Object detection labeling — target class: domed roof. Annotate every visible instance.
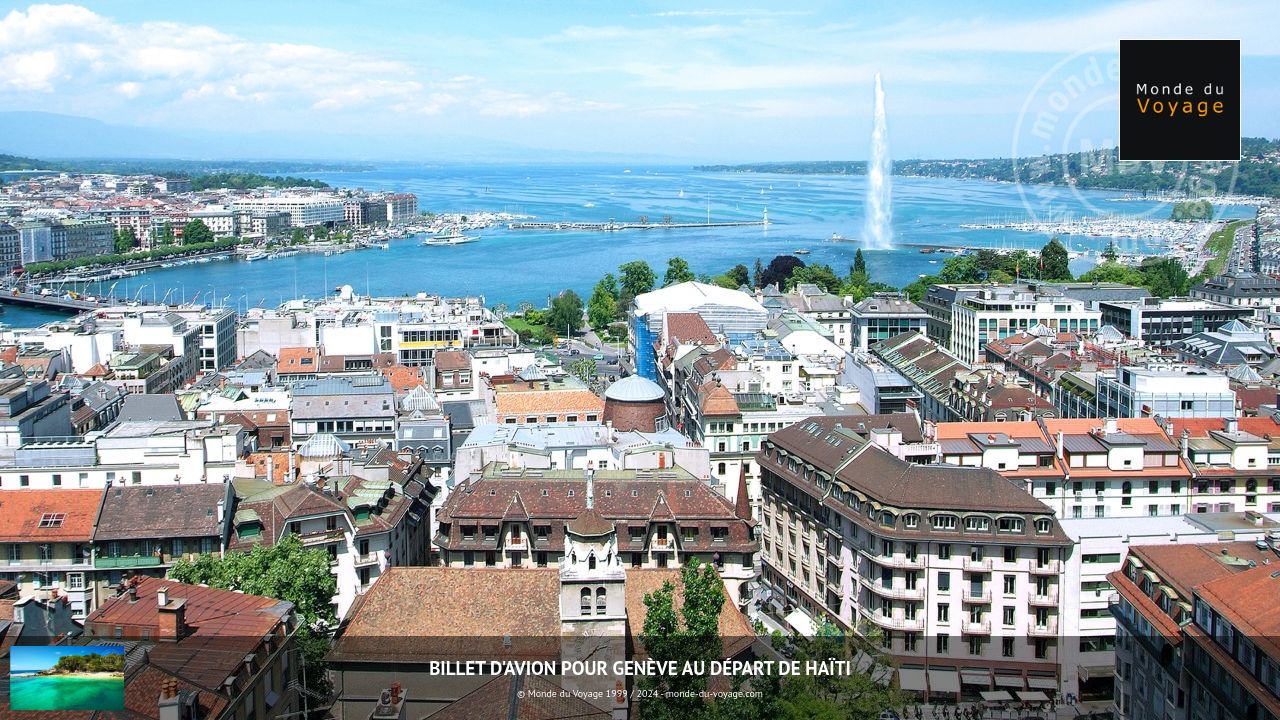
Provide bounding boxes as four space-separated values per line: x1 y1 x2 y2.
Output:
298 433 351 459
604 375 664 403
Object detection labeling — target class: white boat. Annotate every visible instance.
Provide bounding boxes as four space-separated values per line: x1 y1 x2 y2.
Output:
424 230 479 246
583 202 596 208
831 232 846 241
244 251 268 262
794 249 811 255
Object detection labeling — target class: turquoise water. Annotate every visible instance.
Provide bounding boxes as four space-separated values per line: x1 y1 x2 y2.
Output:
9 674 125 711
6 166 1255 327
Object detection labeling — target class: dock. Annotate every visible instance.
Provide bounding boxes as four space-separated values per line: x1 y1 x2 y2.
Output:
508 213 769 233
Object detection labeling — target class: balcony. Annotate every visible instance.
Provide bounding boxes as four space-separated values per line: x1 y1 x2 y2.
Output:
5 558 92 569
1029 560 1062 575
963 557 993 571
962 619 992 634
506 536 526 550
299 529 345 547
353 552 381 568
868 613 924 631
1028 618 1059 637
95 555 164 569
861 548 924 569
651 537 675 552
1029 593 1059 607
962 588 992 603
864 579 925 601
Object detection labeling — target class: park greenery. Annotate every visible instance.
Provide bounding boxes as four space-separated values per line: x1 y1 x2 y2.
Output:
637 559 906 720
24 234 241 275
42 652 124 676
169 534 337 703
189 172 329 191
1171 200 1213 221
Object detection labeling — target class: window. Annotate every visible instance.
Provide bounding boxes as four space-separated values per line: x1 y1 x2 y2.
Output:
1002 575 1016 595
996 517 1024 533
1035 518 1051 534
463 550 474 566
938 544 951 560
936 635 949 655
19 474 29 487
485 551 496 567
937 572 950 592
37 513 65 529
937 603 950 622
580 588 592 616
1003 546 1017 563
1003 607 1015 626
1002 637 1015 657
51 474 61 487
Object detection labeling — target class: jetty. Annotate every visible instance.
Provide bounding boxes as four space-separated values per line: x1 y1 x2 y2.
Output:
508 211 770 233
0 289 106 312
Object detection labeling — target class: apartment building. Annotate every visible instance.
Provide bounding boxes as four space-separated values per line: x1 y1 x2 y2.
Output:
950 285 1101 364
851 293 929 352
872 331 970 422
1191 270 1280 317
0 364 74 462
0 222 21 272
773 283 856 351
83 577 300 720
230 195 345 227
1169 416 1280 514
433 464 759 606
1056 365 1241 419
289 375 397 446
384 193 419 223
0 488 100 616
1109 541 1280 720
229 449 435 618
1099 297 1252 346
759 416 1073 698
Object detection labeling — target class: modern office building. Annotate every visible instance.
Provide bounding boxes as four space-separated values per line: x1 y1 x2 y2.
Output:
1098 297 1252 346
231 195 345 227
1191 270 1280 317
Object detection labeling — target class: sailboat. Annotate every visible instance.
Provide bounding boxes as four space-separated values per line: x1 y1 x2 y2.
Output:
679 189 685 198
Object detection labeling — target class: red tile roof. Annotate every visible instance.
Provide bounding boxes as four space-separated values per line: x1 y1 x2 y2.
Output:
380 365 424 394
665 312 718 346
1169 416 1280 438
0 489 101 542
433 350 472 371
276 347 317 374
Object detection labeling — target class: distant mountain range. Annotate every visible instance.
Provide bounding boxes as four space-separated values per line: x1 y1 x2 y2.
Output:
0 111 676 166
697 138 1280 197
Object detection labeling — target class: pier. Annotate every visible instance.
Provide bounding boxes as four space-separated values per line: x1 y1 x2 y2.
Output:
508 212 769 233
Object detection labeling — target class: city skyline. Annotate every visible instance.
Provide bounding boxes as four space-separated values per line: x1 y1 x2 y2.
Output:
1 1 1278 162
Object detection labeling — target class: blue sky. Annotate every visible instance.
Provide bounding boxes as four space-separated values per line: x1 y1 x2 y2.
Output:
0 1 1277 161
9 645 123 673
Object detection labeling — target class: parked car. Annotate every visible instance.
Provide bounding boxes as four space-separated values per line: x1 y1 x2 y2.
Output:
592 353 604 360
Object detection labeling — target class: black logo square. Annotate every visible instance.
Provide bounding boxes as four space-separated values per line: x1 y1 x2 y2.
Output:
1119 39 1240 161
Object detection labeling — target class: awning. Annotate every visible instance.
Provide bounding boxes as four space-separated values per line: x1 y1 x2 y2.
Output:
784 609 816 638
960 670 990 685
1026 677 1058 690
980 690 1013 702
994 674 1023 688
1017 690 1050 702
928 668 961 694
898 667 928 692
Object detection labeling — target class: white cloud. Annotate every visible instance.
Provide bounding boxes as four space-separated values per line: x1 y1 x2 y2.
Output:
0 50 60 91
115 81 140 98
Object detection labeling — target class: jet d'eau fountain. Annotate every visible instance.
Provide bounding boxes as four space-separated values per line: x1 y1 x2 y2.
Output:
863 73 893 250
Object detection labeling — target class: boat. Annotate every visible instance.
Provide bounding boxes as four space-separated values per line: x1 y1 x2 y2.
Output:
831 233 846 241
679 189 684 198
424 229 479 246
583 202 595 208
243 251 268 262
794 249 811 255
920 248 937 254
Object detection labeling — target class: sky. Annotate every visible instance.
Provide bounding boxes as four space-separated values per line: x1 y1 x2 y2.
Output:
0 1 1278 162
9 645 123 673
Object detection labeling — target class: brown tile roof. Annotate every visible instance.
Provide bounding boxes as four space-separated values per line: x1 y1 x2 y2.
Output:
429 674 609 720
0 489 101 542
665 312 718 346
567 507 614 536
94 484 226 542
276 347 317 374
83 362 113 378
380 364 425 393
245 451 296 485
434 350 472 371
698 381 739 416
625 569 755 660
1195 564 1280 660
124 664 230 720
1169 416 1280 438
1130 542 1269 599
495 390 604 418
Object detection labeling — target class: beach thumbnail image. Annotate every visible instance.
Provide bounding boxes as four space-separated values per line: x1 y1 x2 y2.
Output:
8 645 125 711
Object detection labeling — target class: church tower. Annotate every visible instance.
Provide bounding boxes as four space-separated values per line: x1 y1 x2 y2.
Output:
558 465 628 720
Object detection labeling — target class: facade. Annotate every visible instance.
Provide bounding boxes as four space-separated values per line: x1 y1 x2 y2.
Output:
851 293 929 352
1098 297 1252 346
951 285 1101 364
187 207 240 237
290 376 397 445
230 195 345 227
775 284 855 351
631 282 769 381
16 216 113 264
871 331 970 422
1191 270 1280 317
489 372 604 426
83 576 301 720
1108 541 1280 720
1170 416 1280 515
759 416 1074 698
0 488 100 617
1094 365 1238 419
1174 319 1278 371
433 464 758 606
0 365 74 463
384 193 419 223
0 222 20 272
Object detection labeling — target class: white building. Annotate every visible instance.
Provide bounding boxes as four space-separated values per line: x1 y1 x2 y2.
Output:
231 195 345 227
951 286 1101 364
1094 365 1237 419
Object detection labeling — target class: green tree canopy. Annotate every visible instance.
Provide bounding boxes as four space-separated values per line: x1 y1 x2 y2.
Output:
637 559 725 720
664 257 696 286
725 264 750 288
853 249 867 276
789 263 842 293
113 228 137 255
546 289 585 336
619 260 657 298
759 255 806 290
181 219 214 246
588 275 620 329
1039 238 1072 280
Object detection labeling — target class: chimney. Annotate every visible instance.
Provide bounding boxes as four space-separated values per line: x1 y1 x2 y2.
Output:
128 585 138 603
370 683 408 720
157 586 168 607
1103 417 1118 435
158 679 186 720
1055 431 1064 460
216 498 225 524
1180 429 1190 459
158 594 187 642
585 463 595 509
1225 417 1239 434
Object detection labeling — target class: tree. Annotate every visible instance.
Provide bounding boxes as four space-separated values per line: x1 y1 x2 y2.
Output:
758 255 806 290
1039 238 1072 281
158 222 176 247
516 301 535 316
853 249 867 276
619 260 656 298
637 558 724 720
726 264 750 288
752 258 764 288
765 623 908 720
546 289 585 336
664 257 696 286
567 357 597 385
588 276 619 329
169 534 337 704
1078 261 1143 285
313 225 330 241
1102 240 1119 262
182 219 214 246
1140 257 1191 297
113 228 136 254
290 227 306 245
492 302 509 319
789 263 842 293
